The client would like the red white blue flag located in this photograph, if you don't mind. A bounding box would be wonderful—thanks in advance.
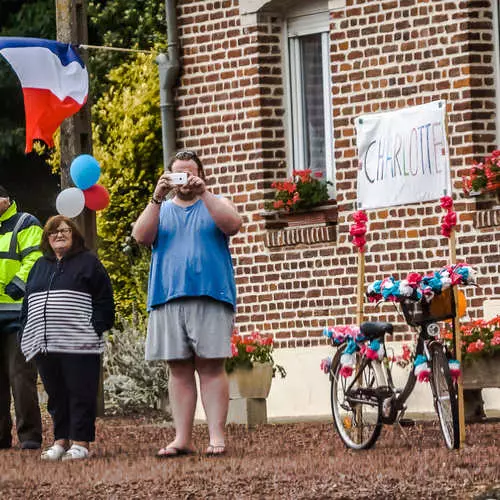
[0,37,89,153]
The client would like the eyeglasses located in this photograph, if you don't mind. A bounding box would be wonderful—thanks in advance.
[175,150,197,160]
[48,228,72,237]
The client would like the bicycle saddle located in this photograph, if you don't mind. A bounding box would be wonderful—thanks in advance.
[360,321,393,339]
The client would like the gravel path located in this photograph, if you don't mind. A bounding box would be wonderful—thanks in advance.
[1,414,499,499]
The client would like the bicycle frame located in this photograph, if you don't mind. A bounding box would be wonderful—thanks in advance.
[338,325,450,425]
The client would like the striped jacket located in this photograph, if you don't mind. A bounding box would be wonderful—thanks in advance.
[20,249,115,361]
[0,202,42,316]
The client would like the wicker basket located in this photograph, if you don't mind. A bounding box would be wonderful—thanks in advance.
[401,288,456,327]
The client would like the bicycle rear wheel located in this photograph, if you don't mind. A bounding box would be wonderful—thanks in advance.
[330,349,382,450]
[430,343,460,450]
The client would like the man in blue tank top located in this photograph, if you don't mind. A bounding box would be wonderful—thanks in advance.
[133,150,242,458]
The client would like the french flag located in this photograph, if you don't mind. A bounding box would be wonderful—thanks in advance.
[0,37,89,153]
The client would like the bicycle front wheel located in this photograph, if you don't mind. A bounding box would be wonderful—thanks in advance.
[330,349,382,450]
[430,343,460,450]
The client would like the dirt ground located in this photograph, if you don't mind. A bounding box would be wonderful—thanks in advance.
[1,412,499,499]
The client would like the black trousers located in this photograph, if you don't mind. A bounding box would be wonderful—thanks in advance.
[0,319,42,448]
[36,352,100,443]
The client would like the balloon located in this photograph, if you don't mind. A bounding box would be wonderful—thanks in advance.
[56,188,85,218]
[70,154,101,190]
[84,184,110,211]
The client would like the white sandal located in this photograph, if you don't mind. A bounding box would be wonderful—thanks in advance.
[41,443,66,461]
[62,444,89,461]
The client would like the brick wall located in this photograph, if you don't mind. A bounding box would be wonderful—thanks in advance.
[175,0,500,346]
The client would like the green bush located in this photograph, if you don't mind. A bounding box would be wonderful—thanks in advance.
[103,317,170,416]
[92,52,163,320]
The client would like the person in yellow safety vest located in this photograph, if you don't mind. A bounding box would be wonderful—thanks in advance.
[0,185,43,450]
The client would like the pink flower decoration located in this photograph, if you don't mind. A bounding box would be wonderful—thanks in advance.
[352,236,366,251]
[417,370,431,383]
[320,358,331,374]
[444,211,457,225]
[349,223,367,237]
[339,365,354,378]
[350,210,368,252]
[353,210,368,223]
[406,272,423,287]
[440,196,453,210]
[439,196,456,239]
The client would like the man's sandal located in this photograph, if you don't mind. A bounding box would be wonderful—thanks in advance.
[156,446,195,459]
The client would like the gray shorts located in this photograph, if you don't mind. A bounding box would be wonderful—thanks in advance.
[145,297,234,361]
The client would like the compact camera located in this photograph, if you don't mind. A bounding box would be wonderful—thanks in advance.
[168,172,188,185]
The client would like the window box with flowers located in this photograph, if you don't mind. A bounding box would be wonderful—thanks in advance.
[262,169,337,229]
[441,317,500,421]
[225,331,286,425]
[462,150,500,197]
[441,317,500,389]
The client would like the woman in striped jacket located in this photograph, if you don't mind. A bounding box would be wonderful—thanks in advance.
[20,215,114,461]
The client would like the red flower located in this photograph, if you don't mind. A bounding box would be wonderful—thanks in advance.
[467,340,485,353]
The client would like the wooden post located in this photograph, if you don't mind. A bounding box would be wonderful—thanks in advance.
[56,0,103,417]
[449,230,466,446]
[356,251,365,325]
[355,248,365,443]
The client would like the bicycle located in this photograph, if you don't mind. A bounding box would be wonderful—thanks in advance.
[329,286,461,450]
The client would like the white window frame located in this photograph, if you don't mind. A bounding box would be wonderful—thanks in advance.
[284,6,335,193]
[494,0,500,146]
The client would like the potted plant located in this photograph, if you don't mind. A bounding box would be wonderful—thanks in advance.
[441,316,500,421]
[462,150,500,196]
[265,169,335,226]
[442,316,500,374]
[226,330,286,399]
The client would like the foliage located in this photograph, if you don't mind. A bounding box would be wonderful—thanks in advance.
[441,317,500,364]
[92,52,162,319]
[462,149,500,195]
[103,316,170,416]
[265,169,332,213]
[225,330,286,378]
[87,0,166,100]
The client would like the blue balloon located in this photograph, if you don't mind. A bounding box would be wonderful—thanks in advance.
[70,154,101,190]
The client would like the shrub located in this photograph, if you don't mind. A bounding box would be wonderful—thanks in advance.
[103,317,170,416]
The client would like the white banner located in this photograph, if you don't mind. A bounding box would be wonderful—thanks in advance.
[356,100,451,210]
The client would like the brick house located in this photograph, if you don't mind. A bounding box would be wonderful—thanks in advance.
[172,0,500,419]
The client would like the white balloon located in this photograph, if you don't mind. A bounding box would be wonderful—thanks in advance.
[56,188,85,218]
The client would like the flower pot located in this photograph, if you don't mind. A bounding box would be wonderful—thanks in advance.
[284,211,329,227]
[228,362,273,399]
[462,356,500,390]
[283,205,338,227]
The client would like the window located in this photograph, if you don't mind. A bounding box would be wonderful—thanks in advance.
[286,7,334,191]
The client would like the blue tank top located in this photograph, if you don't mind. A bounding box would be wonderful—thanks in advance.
[147,199,237,311]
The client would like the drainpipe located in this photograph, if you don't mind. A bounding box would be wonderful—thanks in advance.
[157,0,180,170]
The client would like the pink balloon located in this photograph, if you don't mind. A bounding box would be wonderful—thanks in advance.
[83,184,110,211]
